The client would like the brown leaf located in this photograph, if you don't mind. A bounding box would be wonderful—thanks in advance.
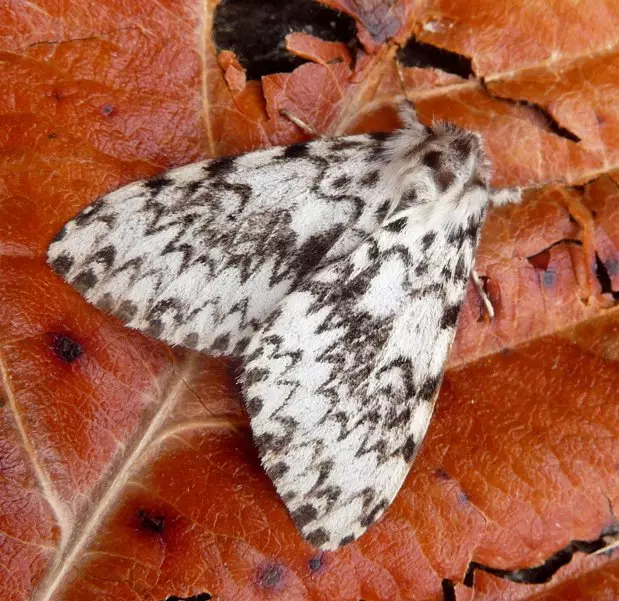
[0,1,617,600]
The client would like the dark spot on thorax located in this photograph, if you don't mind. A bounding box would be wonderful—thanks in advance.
[47,332,82,363]
[137,508,165,534]
[422,150,442,171]
[436,168,456,191]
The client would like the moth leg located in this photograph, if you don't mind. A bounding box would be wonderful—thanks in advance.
[471,269,495,321]
[280,110,318,137]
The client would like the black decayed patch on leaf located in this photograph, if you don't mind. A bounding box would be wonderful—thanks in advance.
[213,0,357,79]
[47,332,83,363]
[397,37,474,79]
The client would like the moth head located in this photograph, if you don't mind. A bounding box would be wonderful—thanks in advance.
[391,117,520,216]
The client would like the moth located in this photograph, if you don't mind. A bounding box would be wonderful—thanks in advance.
[47,105,520,550]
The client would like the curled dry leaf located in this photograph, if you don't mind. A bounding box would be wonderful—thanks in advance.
[0,1,617,600]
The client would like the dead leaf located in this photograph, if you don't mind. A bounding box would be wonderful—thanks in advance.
[0,1,617,600]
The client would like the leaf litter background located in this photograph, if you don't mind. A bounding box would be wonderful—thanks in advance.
[0,0,618,600]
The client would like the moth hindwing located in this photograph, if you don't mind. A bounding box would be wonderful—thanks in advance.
[48,109,520,550]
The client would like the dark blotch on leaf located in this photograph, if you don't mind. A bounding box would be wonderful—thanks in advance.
[100,103,115,116]
[137,508,165,534]
[308,555,323,572]
[542,270,556,286]
[48,332,82,363]
[258,564,283,588]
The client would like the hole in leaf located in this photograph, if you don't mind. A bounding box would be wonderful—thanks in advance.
[463,528,617,587]
[165,594,212,601]
[526,239,583,272]
[483,82,581,143]
[595,254,619,300]
[213,0,357,79]
[441,579,457,601]
[397,37,474,78]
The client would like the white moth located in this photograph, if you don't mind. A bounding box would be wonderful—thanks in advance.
[47,106,520,550]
